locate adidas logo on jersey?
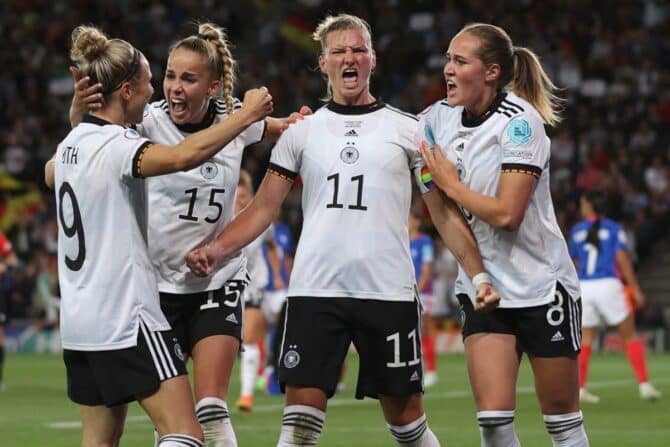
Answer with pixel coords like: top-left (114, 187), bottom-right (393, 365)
top-left (344, 129), bottom-right (358, 137)
top-left (550, 330), bottom-right (565, 342)
top-left (225, 313), bottom-right (239, 324)
top-left (410, 371), bottom-right (420, 382)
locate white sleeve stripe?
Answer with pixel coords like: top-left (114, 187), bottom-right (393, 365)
top-left (154, 327), bottom-right (179, 377)
top-left (139, 320), bottom-right (166, 380)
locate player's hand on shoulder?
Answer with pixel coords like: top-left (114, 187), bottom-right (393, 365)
top-left (241, 87), bottom-right (274, 122)
top-left (474, 283), bottom-right (501, 312)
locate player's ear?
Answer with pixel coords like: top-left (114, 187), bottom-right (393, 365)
top-left (318, 54), bottom-right (326, 74)
top-left (370, 49), bottom-right (377, 73)
top-left (119, 82), bottom-right (132, 101)
top-left (208, 79), bottom-right (221, 98)
top-left (485, 63), bottom-right (500, 83)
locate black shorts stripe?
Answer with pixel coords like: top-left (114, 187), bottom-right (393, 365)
top-left (268, 163), bottom-right (298, 181)
top-left (501, 163), bottom-right (542, 179)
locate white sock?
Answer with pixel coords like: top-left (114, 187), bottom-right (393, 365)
top-left (477, 410), bottom-right (520, 447)
top-left (240, 343), bottom-right (260, 397)
top-left (277, 404), bottom-right (325, 446)
top-left (388, 414), bottom-right (440, 446)
top-left (544, 411), bottom-right (589, 447)
top-left (158, 434), bottom-right (204, 447)
top-left (196, 397), bottom-right (237, 447)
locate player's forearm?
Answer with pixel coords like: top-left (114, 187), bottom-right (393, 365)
top-left (417, 265), bottom-right (432, 291)
top-left (449, 182), bottom-right (519, 230)
top-left (172, 108), bottom-right (257, 171)
top-left (423, 191), bottom-right (486, 279)
top-left (45, 156), bottom-right (56, 190)
top-left (616, 250), bottom-right (640, 289)
top-left (266, 243), bottom-right (283, 278)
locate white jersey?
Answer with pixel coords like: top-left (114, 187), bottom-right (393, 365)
top-left (269, 101), bottom-right (421, 302)
top-left (55, 115), bottom-right (170, 351)
top-left (419, 92), bottom-right (580, 308)
top-left (138, 98), bottom-right (266, 293)
top-left (242, 226), bottom-right (274, 293)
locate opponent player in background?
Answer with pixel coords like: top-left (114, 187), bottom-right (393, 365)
top-left (408, 208), bottom-right (439, 387)
top-left (187, 13), bottom-right (500, 447)
top-left (67, 22), bottom-right (307, 446)
top-left (421, 22), bottom-right (589, 447)
top-left (569, 189), bottom-right (661, 403)
top-left (48, 24), bottom-right (272, 447)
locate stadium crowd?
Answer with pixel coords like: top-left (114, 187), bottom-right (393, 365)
top-left (1, 0), bottom-right (669, 329)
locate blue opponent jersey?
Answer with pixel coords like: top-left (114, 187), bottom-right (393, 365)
top-left (410, 233), bottom-right (434, 293)
top-left (264, 220), bottom-right (294, 291)
top-left (568, 218), bottom-right (628, 280)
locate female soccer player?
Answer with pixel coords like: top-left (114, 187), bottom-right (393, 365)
top-left (188, 14), bottom-right (499, 447)
top-left (569, 189), bottom-right (661, 403)
top-left (50, 24), bottom-right (271, 447)
top-left (67, 22), bottom-right (306, 446)
top-left (421, 23), bottom-right (589, 447)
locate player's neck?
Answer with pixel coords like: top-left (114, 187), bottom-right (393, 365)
top-left (465, 89), bottom-right (499, 120)
top-left (332, 91), bottom-right (376, 107)
top-left (90, 104), bottom-right (126, 127)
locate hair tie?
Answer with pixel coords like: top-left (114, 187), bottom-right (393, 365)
top-left (101, 47), bottom-right (140, 95)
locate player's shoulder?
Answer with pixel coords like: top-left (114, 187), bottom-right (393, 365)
top-left (383, 103), bottom-right (419, 123)
top-left (495, 92), bottom-right (544, 127)
top-left (418, 98), bottom-right (456, 120)
top-left (601, 218), bottom-right (622, 232)
top-left (212, 97), bottom-right (243, 118)
top-left (569, 220), bottom-right (590, 238)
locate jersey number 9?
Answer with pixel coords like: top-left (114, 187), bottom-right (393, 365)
top-left (58, 182), bottom-right (86, 271)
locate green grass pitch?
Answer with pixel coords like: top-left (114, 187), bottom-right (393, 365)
top-left (1, 352), bottom-right (668, 446)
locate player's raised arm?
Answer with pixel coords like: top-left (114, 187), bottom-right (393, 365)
top-left (138, 88), bottom-right (272, 177)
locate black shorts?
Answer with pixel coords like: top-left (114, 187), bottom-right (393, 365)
top-left (64, 320), bottom-right (187, 407)
top-left (160, 276), bottom-right (247, 355)
top-left (278, 296), bottom-right (424, 400)
top-left (457, 282), bottom-right (582, 358)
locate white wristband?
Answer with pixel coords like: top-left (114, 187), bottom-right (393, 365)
top-left (472, 272), bottom-right (491, 288)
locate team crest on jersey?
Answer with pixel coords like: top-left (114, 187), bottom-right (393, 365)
top-left (507, 118), bottom-right (532, 145)
top-left (456, 158), bottom-right (466, 181)
top-left (200, 161), bottom-right (218, 179)
top-left (340, 146), bottom-right (359, 164)
top-left (124, 129), bottom-right (141, 139)
top-left (283, 345), bottom-right (301, 368)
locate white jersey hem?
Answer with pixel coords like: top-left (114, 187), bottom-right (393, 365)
top-left (287, 289), bottom-right (415, 302)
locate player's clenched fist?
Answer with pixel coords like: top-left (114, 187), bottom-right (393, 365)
top-left (475, 283), bottom-right (501, 312)
top-left (240, 86), bottom-right (273, 122)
